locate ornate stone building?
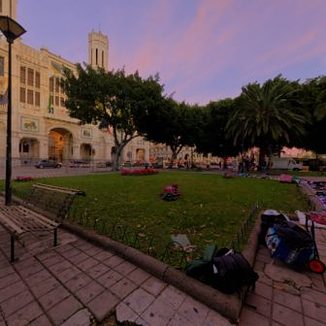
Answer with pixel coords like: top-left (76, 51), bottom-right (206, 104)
top-left (0, 0), bottom-right (152, 167)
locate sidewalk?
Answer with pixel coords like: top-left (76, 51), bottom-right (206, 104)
top-left (240, 227), bottom-right (326, 326)
top-left (0, 223), bottom-right (231, 325)
top-left (1, 203), bottom-right (325, 325)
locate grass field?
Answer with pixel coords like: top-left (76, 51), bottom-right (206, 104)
top-left (7, 171), bottom-right (310, 257)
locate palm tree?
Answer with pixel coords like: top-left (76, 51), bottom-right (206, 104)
top-left (226, 75), bottom-right (307, 169)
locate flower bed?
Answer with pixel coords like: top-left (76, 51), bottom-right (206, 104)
top-left (15, 176), bottom-right (33, 182)
top-left (120, 168), bottom-right (159, 176)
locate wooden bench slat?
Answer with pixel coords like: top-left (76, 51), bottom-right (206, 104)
top-left (0, 210), bottom-right (25, 235)
top-left (33, 183), bottom-right (86, 196)
top-left (15, 206), bottom-right (59, 228)
top-left (0, 183), bottom-right (85, 262)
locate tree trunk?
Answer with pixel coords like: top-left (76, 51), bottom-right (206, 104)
top-left (258, 146), bottom-right (268, 171)
top-left (112, 144), bottom-right (124, 171)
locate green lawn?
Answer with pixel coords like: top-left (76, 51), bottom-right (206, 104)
top-left (8, 171), bottom-right (309, 259)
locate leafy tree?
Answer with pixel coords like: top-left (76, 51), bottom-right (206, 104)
top-left (226, 75), bottom-right (307, 168)
top-left (299, 76), bottom-right (326, 155)
top-left (195, 98), bottom-right (241, 159)
top-left (62, 64), bottom-right (164, 170)
top-left (136, 98), bottom-right (199, 165)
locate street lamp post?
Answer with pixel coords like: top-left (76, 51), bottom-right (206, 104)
top-left (0, 16), bottom-right (26, 205)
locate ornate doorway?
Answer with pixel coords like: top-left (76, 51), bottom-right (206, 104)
top-left (48, 128), bottom-right (73, 162)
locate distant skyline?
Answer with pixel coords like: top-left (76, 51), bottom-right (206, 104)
top-left (19, 0), bottom-right (326, 105)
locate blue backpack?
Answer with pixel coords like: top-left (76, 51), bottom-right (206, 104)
top-left (266, 221), bottom-right (315, 268)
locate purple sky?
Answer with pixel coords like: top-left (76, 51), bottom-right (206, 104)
top-left (19, 0), bottom-right (326, 105)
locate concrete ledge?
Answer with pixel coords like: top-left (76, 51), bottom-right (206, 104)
top-left (6, 193), bottom-right (261, 323)
top-left (60, 215), bottom-right (261, 323)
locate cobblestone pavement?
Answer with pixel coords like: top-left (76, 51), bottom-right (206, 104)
top-left (1, 169), bottom-right (326, 325)
top-left (0, 222), bottom-right (231, 326)
top-left (239, 227), bottom-right (326, 326)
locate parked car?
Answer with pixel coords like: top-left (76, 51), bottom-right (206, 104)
top-left (68, 160), bottom-right (90, 168)
top-left (35, 160), bottom-right (62, 169)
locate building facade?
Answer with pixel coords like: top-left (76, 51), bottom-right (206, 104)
top-left (0, 0), bottom-right (153, 168)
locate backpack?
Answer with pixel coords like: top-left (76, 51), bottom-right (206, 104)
top-left (266, 221), bottom-right (315, 268)
top-left (258, 210), bottom-right (287, 245)
top-left (185, 246), bottom-right (259, 294)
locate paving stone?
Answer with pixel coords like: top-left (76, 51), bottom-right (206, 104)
top-left (302, 299), bottom-right (326, 323)
top-left (41, 254), bottom-right (65, 267)
top-left (245, 293), bottom-right (272, 317)
top-left (87, 290), bottom-right (119, 322)
top-left (14, 257), bottom-right (38, 271)
top-left (83, 245), bottom-right (102, 256)
top-left (0, 265), bottom-right (15, 279)
top-left (54, 243), bottom-right (76, 254)
top-left (110, 277), bottom-right (138, 299)
top-left (60, 247), bottom-right (82, 259)
top-left (75, 280), bottom-right (105, 304)
top-left (28, 314), bottom-right (52, 326)
top-left (38, 285), bottom-right (71, 310)
top-left (301, 288), bottom-right (326, 307)
top-left (239, 307), bottom-right (269, 326)
top-left (254, 281), bottom-right (273, 300)
top-left (47, 295), bottom-right (83, 325)
top-left (103, 255), bottom-right (124, 268)
top-left (56, 265), bottom-right (81, 283)
top-left (256, 253), bottom-right (272, 264)
top-left (264, 263), bottom-right (312, 288)
top-left (127, 267), bottom-right (151, 286)
top-left (86, 263), bottom-right (110, 279)
top-left (123, 288), bottom-right (155, 315)
top-left (167, 313), bottom-right (194, 326)
top-left (256, 270), bottom-right (273, 286)
top-left (273, 288), bottom-right (302, 312)
top-left (0, 289), bottom-right (34, 317)
top-left (47, 259), bottom-right (73, 275)
top-left (141, 276), bottom-right (167, 297)
top-left (0, 272), bottom-right (21, 290)
top-left (61, 308), bottom-right (92, 326)
top-left (20, 262), bottom-right (46, 279)
top-left (68, 252), bottom-right (90, 264)
top-left (114, 261), bottom-right (137, 276)
top-left (93, 250), bottom-right (114, 262)
top-left (273, 281), bottom-right (301, 296)
top-left (36, 250), bottom-right (58, 261)
top-left (254, 260), bottom-right (265, 272)
top-left (140, 297), bottom-right (176, 325)
top-left (6, 301), bottom-right (43, 326)
top-left (78, 257), bottom-right (99, 272)
top-left (24, 268), bottom-right (52, 287)
top-left (158, 285), bottom-right (186, 311)
top-left (72, 240), bottom-right (93, 251)
top-left (272, 302), bottom-right (304, 326)
top-left (203, 310), bottom-right (232, 326)
top-left (30, 276), bottom-right (60, 297)
top-left (304, 316), bottom-right (326, 326)
top-left (116, 302), bottom-right (139, 323)
top-left (135, 317), bottom-right (150, 326)
top-left (65, 272), bottom-right (92, 292)
top-left (97, 269), bottom-right (123, 288)
top-left (0, 281), bottom-right (27, 303)
top-left (177, 296), bottom-right (209, 326)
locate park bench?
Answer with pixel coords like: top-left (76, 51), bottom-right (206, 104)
top-left (0, 183), bottom-right (85, 262)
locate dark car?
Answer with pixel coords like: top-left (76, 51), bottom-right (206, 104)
top-left (68, 160), bottom-right (90, 168)
top-left (35, 159), bottom-right (62, 169)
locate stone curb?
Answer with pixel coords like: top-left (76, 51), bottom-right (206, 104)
top-left (6, 193), bottom-right (260, 323)
top-left (60, 216), bottom-right (261, 323)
